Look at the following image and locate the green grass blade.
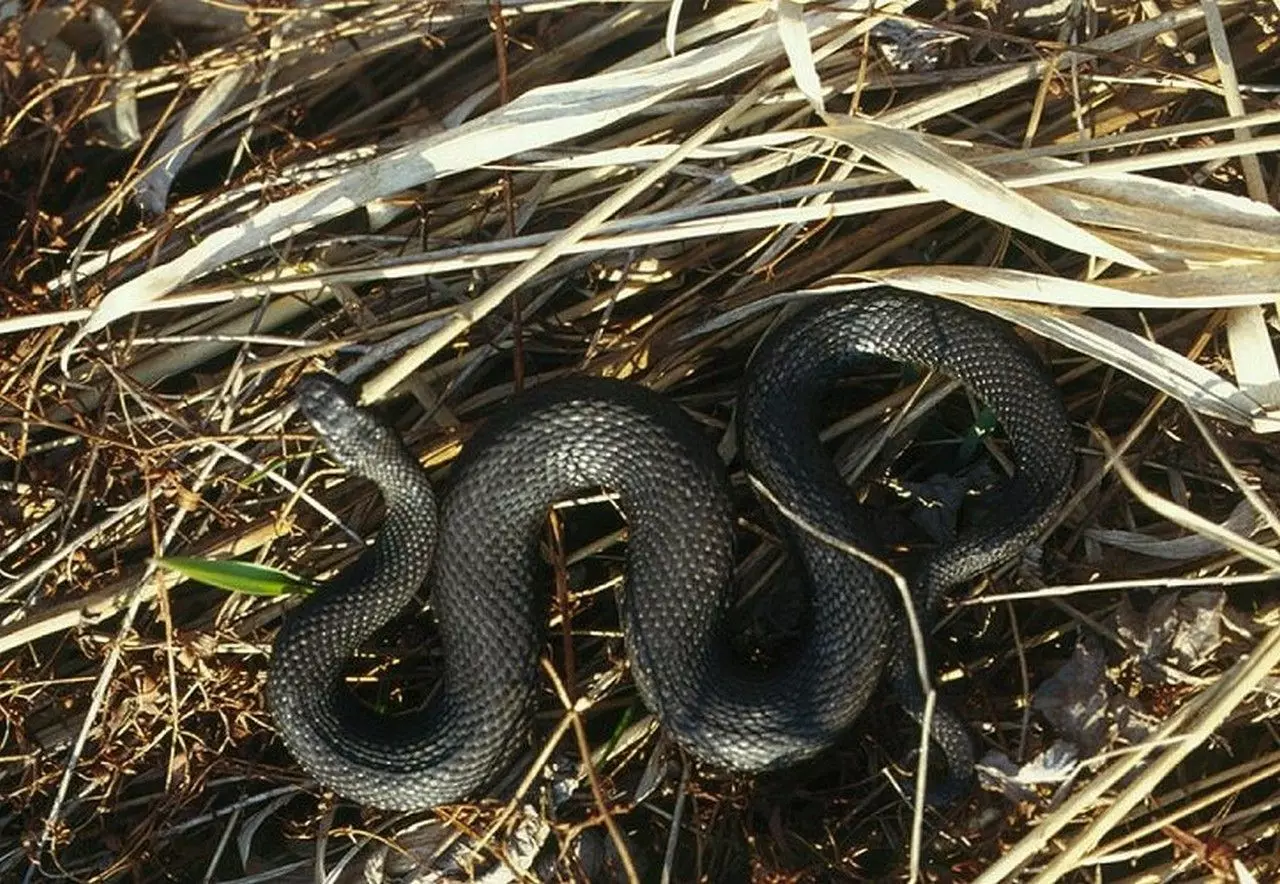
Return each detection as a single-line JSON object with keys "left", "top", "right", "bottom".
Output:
{"left": 154, "top": 556, "right": 315, "bottom": 597}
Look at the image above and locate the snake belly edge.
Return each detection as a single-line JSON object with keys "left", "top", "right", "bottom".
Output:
{"left": 267, "top": 289, "right": 1075, "bottom": 811}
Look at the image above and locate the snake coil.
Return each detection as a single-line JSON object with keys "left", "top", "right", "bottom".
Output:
{"left": 268, "top": 290, "right": 1074, "bottom": 810}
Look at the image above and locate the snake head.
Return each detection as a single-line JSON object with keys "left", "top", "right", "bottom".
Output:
{"left": 295, "top": 374, "right": 401, "bottom": 478}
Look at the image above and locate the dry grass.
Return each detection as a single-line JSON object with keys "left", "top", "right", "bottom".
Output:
{"left": 2, "top": 0, "right": 1279, "bottom": 881}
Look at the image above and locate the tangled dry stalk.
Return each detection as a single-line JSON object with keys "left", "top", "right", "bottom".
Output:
{"left": 2, "top": 0, "right": 1279, "bottom": 881}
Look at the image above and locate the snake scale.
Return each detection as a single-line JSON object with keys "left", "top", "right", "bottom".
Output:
{"left": 267, "top": 289, "right": 1074, "bottom": 811}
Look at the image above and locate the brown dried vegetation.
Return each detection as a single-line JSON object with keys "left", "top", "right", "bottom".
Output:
{"left": 1, "top": 0, "right": 1279, "bottom": 881}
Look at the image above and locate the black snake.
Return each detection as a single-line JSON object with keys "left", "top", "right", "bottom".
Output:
{"left": 267, "top": 289, "right": 1074, "bottom": 811}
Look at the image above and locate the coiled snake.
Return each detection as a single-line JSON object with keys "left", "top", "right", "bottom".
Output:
{"left": 268, "top": 289, "right": 1074, "bottom": 811}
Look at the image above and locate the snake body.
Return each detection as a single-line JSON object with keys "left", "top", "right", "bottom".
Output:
{"left": 268, "top": 290, "right": 1074, "bottom": 811}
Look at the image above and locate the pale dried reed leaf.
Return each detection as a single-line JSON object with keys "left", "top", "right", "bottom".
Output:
{"left": 63, "top": 3, "right": 872, "bottom": 369}
{"left": 1184, "top": 0, "right": 1280, "bottom": 410}
{"left": 1000, "top": 156, "right": 1280, "bottom": 266}
{"left": 517, "top": 130, "right": 810, "bottom": 168}
{"left": 0, "top": 308, "right": 93, "bottom": 336}
{"left": 1097, "top": 229, "right": 1274, "bottom": 271}
{"left": 1044, "top": 165, "right": 1280, "bottom": 242}
{"left": 1097, "top": 264, "right": 1280, "bottom": 301}
{"left": 1002, "top": 108, "right": 1280, "bottom": 165}
{"left": 777, "top": 0, "right": 824, "bottom": 112}
{"left": 665, "top": 0, "right": 683, "bottom": 57}
{"left": 1224, "top": 306, "right": 1280, "bottom": 408}
{"left": 855, "top": 265, "right": 1280, "bottom": 310}
{"left": 969, "top": 298, "right": 1273, "bottom": 432}
{"left": 826, "top": 119, "right": 1157, "bottom": 272}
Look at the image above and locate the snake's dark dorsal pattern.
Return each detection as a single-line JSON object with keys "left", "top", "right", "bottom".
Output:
{"left": 268, "top": 289, "right": 1074, "bottom": 811}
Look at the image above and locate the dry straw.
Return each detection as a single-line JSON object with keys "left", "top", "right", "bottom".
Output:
{"left": 2, "top": 0, "right": 1278, "bottom": 880}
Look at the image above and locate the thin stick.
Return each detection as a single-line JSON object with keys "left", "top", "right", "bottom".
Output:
{"left": 541, "top": 659, "right": 641, "bottom": 884}
{"left": 747, "top": 476, "right": 933, "bottom": 883}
